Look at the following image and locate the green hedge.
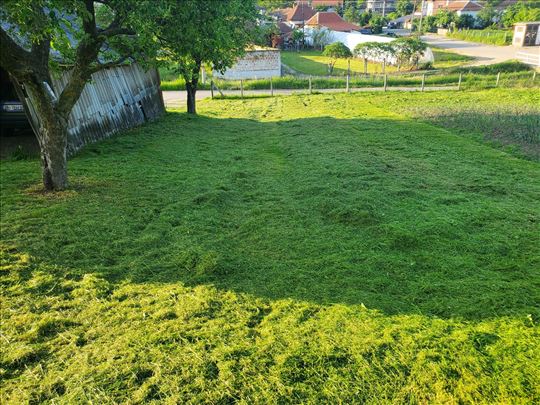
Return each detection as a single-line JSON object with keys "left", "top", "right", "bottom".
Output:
{"left": 446, "top": 29, "right": 513, "bottom": 46}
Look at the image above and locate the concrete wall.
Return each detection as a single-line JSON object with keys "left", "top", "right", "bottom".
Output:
{"left": 22, "top": 64, "right": 165, "bottom": 156}
{"left": 513, "top": 23, "right": 540, "bottom": 47}
{"left": 213, "top": 50, "right": 281, "bottom": 80}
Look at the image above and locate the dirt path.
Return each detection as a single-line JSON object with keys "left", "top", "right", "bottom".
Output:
{"left": 420, "top": 34, "right": 530, "bottom": 66}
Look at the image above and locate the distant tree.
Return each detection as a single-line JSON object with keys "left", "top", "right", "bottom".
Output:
{"left": 354, "top": 42, "right": 377, "bottom": 74}
{"left": 342, "top": 0, "right": 365, "bottom": 17}
{"left": 291, "top": 28, "right": 305, "bottom": 50}
{"left": 370, "top": 14, "right": 387, "bottom": 34}
{"left": 414, "top": 15, "right": 437, "bottom": 33}
{"left": 501, "top": 1, "right": 540, "bottom": 28}
{"left": 456, "top": 14, "right": 476, "bottom": 29}
{"left": 358, "top": 11, "right": 373, "bottom": 26}
{"left": 475, "top": 5, "right": 498, "bottom": 28}
{"left": 0, "top": 0, "right": 158, "bottom": 191}
{"left": 311, "top": 27, "right": 333, "bottom": 50}
{"left": 343, "top": 5, "right": 360, "bottom": 22}
{"left": 315, "top": 5, "right": 330, "bottom": 12}
{"left": 257, "top": 0, "right": 294, "bottom": 10}
{"left": 323, "top": 42, "right": 352, "bottom": 74}
{"left": 354, "top": 41, "right": 394, "bottom": 72}
{"left": 435, "top": 9, "right": 457, "bottom": 28}
{"left": 393, "top": 36, "right": 427, "bottom": 70}
{"left": 254, "top": 19, "right": 280, "bottom": 47}
{"left": 154, "top": 0, "right": 258, "bottom": 115}
{"left": 396, "top": 0, "right": 414, "bottom": 17}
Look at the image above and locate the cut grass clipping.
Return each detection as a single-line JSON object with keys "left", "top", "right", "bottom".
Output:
{"left": 1, "top": 89, "right": 539, "bottom": 403}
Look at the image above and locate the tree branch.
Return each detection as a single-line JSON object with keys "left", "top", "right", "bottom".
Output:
{"left": 89, "top": 56, "right": 130, "bottom": 73}
{"left": 99, "top": 26, "right": 135, "bottom": 37}
{"left": 0, "top": 27, "right": 35, "bottom": 78}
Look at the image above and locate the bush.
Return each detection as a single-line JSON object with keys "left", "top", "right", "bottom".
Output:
{"left": 323, "top": 42, "right": 352, "bottom": 74}
{"left": 413, "top": 16, "right": 437, "bottom": 33}
{"left": 456, "top": 14, "right": 475, "bottom": 29}
{"left": 370, "top": 15, "right": 387, "bottom": 34}
{"left": 447, "top": 29, "right": 512, "bottom": 46}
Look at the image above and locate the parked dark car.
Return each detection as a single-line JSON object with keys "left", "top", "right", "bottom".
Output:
{"left": 1, "top": 67, "right": 30, "bottom": 134}
{"left": 359, "top": 26, "right": 373, "bottom": 35}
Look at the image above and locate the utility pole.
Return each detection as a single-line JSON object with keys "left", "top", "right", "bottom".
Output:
{"left": 382, "top": 0, "right": 386, "bottom": 17}
{"left": 411, "top": 0, "right": 419, "bottom": 32}
{"left": 418, "top": 0, "right": 426, "bottom": 33}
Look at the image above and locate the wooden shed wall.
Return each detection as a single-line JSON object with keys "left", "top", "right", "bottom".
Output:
{"left": 24, "top": 63, "right": 165, "bottom": 156}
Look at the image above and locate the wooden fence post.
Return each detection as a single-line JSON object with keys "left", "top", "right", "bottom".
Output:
{"left": 496, "top": 72, "right": 500, "bottom": 87}
{"left": 346, "top": 74, "right": 350, "bottom": 93}
{"left": 270, "top": 77, "right": 273, "bottom": 96}
{"left": 240, "top": 80, "right": 244, "bottom": 99}
{"left": 421, "top": 74, "right": 425, "bottom": 92}
{"left": 210, "top": 80, "right": 214, "bottom": 99}
{"left": 309, "top": 76, "right": 312, "bottom": 94}
{"left": 533, "top": 71, "right": 537, "bottom": 82}
{"left": 457, "top": 73, "right": 462, "bottom": 91}
{"left": 383, "top": 74, "right": 387, "bottom": 92}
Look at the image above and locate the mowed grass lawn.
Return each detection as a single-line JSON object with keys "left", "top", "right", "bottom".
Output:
{"left": 1, "top": 90, "right": 539, "bottom": 403}
{"left": 281, "top": 48, "right": 473, "bottom": 76}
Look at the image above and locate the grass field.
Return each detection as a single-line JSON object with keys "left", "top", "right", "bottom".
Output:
{"left": 1, "top": 89, "right": 539, "bottom": 403}
{"left": 280, "top": 48, "right": 474, "bottom": 76}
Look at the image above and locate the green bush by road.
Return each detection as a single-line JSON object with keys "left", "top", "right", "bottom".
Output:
{"left": 447, "top": 29, "right": 513, "bottom": 46}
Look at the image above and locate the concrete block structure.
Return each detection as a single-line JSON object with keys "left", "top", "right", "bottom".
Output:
{"left": 513, "top": 22, "right": 540, "bottom": 47}
{"left": 213, "top": 48, "right": 281, "bottom": 80}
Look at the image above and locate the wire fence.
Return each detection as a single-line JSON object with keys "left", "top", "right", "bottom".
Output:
{"left": 204, "top": 70, "right": 538, "bottom": 98}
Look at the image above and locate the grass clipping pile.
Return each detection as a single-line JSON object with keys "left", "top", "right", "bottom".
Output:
{"left": 2, "top": 248, "right": 539, "bottom": 403}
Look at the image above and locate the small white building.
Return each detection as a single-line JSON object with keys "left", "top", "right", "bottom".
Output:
{"left": 213, "top": 48, "right": 281, "bottom": 80}
{"left": 513, "top": 22, "right": 540, "bottom": 47}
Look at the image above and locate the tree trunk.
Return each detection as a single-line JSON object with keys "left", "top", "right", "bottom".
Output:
{"left": 23, "top": 77, "right": 70, "bottom": 191}
{"left": 184, "top": 61, "right": 201, "bottom": 115}
{"left": 38, "top": 115, "right": 69, "bottom": 191}
{"left": 186, "top": 81, "right": 197, "bottom": 114}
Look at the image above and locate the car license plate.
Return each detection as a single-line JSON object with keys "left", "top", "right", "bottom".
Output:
{"left": 3, "top": 104, "right": 24, "bottom": 112}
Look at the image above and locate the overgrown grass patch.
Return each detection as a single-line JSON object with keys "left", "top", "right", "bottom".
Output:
{"left": 447, "top": 29, "right": 513, "bottom": 46}
{"left": 1, "top": 90, "right": 539, "bottom": 403}
{"left": 378, "top": 88, "right": 540, "bottom": 159}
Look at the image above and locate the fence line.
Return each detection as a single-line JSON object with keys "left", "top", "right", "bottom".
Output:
{"left": 202, "top": 70, "right": 537, "bottom": 99}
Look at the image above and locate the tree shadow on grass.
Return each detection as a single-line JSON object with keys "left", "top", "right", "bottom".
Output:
{"left": 2, "top": 109, "right": 539, "bottom": 321}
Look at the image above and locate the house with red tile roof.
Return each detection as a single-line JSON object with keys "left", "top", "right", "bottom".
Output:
{"left": 425, "top": 1, "right": 483, "bottom": 17}
{"left": 276, "top": 3, "right": 316, "bottom": 27}
{"left": 305, "top": 11, "right": 361, "bottom": 32}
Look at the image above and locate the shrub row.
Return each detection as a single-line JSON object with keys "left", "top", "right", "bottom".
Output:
{"left": 446, "top": 29, "right": 513, "bottom": 46}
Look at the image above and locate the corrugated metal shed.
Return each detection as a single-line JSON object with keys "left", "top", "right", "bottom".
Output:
{"left": 22, "top": 63, "right": 165, "bottom": 156}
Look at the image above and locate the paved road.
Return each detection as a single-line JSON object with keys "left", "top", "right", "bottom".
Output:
{"left": 163, "top": 86, "right": 457, "bottom": 108}
{"left": 421, "top": 34, "right": 536, "bottom": 65}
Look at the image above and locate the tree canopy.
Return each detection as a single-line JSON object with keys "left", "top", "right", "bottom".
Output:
{"left": 396, "top": 0, "right": 414, "bottom": 17}
{"left": 0, "top": 0, "right": 158, "bottom": 190}
{"left": 323, "top": 42, "right": 352, "bottom": 74}
{"left": 154, "top": 0, "right": 258, "bottom": 114}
